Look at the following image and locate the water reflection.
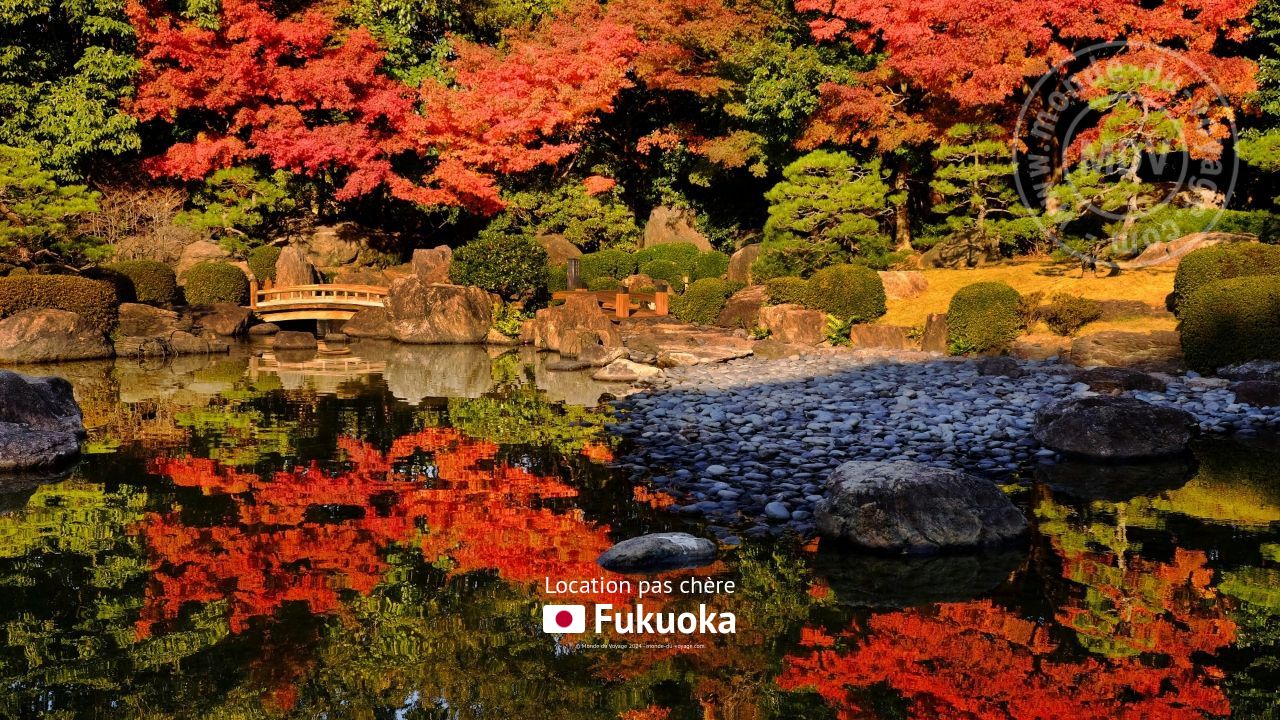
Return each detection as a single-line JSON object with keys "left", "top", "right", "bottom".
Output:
{"left": 0, "top": 348, "right": 1277, "bottom": 718}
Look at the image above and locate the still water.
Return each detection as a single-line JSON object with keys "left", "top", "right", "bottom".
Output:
{"left": 2, "top": 342, "right": 1279, "bottom": 719}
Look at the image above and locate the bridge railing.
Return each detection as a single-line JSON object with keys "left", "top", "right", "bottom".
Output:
{"left": 250, "top": 280, "right": 389, "bottom": 310}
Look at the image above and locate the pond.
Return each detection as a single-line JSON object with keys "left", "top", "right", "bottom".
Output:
{"left": 2, "top": 343, "right": 1279, "bottom": 719}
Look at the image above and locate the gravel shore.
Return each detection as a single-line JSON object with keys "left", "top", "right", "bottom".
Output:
{"left": 606, "top": 350, "right": 1280, "bottom": 541}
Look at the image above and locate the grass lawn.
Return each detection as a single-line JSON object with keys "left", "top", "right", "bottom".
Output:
{"left": 879, "top": 258, "right": 1179, "bottom": 334}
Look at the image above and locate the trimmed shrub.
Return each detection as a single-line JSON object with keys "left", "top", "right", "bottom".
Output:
{"left": 183, "top": 262, "right": 250, "bottom": 305}
{"left": 1040, "top": 293, "right": 1102, "bottom": 336}
{"left": 1172, "top": 243, "right": 1280, "bottom": 315}
{"left": 750, "top": 239, "right": 847, "bottom": 281}
{"left": 1180, "top": 275, "right": 1280, "bottom": 373}
{"left": 450, "top": 233, "right": 549, "bottom": 299}
{"left": 690, "top": 250, "right": 730, "bottom": 281}
{"left": 672, "top": 278, "right": 742, "bottom": 325}
{"left": 105, "top": 260, "right": 178, "bottom": 306}
{"left": 946, "top": 282, "right": 1023, "bottom": 355}
{"left": 803, "top": 264, "right": 886, "bottom": 322}
{"left": 634, "top": 242, "right": 701, "bottom": 275}
{"left": 546, "top": 263, "right": 568, "bottom": 292}
{"left": 248, "top": 245, "right": 282, "bottom": 282}
{"left": 587, "top": 276, "right": 620, "bottom": 291}
{"left": 639, "top": 259, "right": 684, "bottom": 290}
{"left": 765, "top": 276, "right": 810, "bottom": 306}
{"left": 578, "top": 248, "right": 636, "bottom": 283}
{"left": 0, "top": 274, "right": 118, "bottom": 333}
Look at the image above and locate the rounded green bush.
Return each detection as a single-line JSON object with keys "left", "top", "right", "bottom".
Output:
{"left": 587, "top": 276, "right": 620, "bottom": 291}
{"left": 672, "top": 278, "right": 742, "bottom": 325}
{"left": 634, "top": 242, "right": 701, "bottom": 275}
{"left": 1172, "top": 243, "right": 1280, "bottom": 316}
{"left": 639, "top": 259, "right": 684, "bottom": 290}
{"left": 946, "top": 281, "right": 1023, "bottom": 355}
{"left": 578, "top": 248, "right": 636, "bottom": 283}
{"left": 1180, "top": 275, "right": 1280, "bottom": 373}
{"left": 1040, "top": 293, "right": 1102, "bottom": 336}
{"left": 545, "top": 263, "right": 568, "bottom": 292}
{"left": 690, "top": 251, "right": 730, "bottom": 281}
{"left": 765, "top": 276, "right": 811, "bottom": 306}
{"left": 105, "top": 260, "right": 178, "bottom": 306}
{"left": 803, "top": 264, "right": 886, "bottom": 322}
{"left": 0, "top": 274, "right": 119, "bottom": 333}
{"left": 183, "top": 262, "right": 250, "bottom": 306}
{"left": 248, "top": 245, "right": 282, "bottom": 283}
{"left": 450, "top": 233, "right": 549, "bottom": 299}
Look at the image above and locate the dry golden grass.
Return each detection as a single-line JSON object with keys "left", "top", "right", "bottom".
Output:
{"left": 879, "top": 258, "right": 1178, "bottom": 330}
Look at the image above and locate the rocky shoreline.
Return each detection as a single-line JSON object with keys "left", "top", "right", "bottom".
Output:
{"left": 606, "top": 350, "right": 1280, "bottom": 542}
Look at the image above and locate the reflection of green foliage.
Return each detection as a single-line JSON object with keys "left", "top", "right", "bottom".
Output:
{"left": 447, "top": 384, "right": 610, "bottom": 456}
{"left": 1222, "top": 566, "right": 1280, "bottom": 719}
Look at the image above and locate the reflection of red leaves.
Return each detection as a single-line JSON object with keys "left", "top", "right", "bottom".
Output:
{"left": 135, "top": 427, "right": 632, "bottom": 640}
{"left": 620, "top": 707, "right": 670, "bottom": 720}
{"left": 780, "top": 548, "right": 1235, "bottom": 720}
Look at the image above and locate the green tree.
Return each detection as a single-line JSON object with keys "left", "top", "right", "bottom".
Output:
{"left": 764, "top": 150, "right": 895, "bottom": 262}
{"left": 175, "top": 167, "right": 298, "bottom": 254}
{"left": 482, "top": 180, "right": 640, "bottom": 252}
{"left": 0, "top": 0, "right": 139, "bottom": 177}
{"left": 0, "top": 145, "right": 103, "bottom": 266}
{"left": 931, "top": 123, "right": 1037, "bottom": 252}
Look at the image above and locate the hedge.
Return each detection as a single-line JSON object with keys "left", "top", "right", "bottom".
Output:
{"left": 1180, "top": 275, "right": 1280, "bottom": 373}
{"left": 587, "top": 276, "right": 620, "bottom": 291}
{"left": 183, "top": 262, "right": 250, "bottom": 305}
{"left": 105, "top": 260, "right": 178, "bottom": 306}
{"left": 690, "top": 250, "right": 731, "bottom": 281}
{"left": 765, "top": 276, "right": 810, "bottom": 306}
{"left": 0, "top": 274, "right": 118, "bottom": 333}
{"left": 1172, "top": 243, "right": 1280, "bottom": 316}
{"left": 248, "top": 245, "right": 282, "bottom": 283}
{"left": 672, "top": 278, "right": 742, "bottom": 325}
{"left": 639, "top": 259, "right": 684, "bottom": 290}
{"left": 804, "top": 264, "right": 886, "bottom": 322}
{"left": 946, "top": 281, "right": 1023, "bottom": 354}
{"left": 633, "top": 242, "right": 701, "bottom": 275}
{"left": 578, "top": 248, "right": 636, "bottom": 283}
{"left": 1040, "top": 293, "right": 1102, "bottom": 336}
{"left": 450, "top": 233, "right": 549, "bottom": 299}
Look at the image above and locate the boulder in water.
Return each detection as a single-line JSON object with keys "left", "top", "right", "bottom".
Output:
{"left": 597, "top": 532, "right": 716, "bottom": 572}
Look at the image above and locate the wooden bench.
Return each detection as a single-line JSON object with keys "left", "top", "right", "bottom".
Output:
{"left": 551, "top": 288, "right": 670, "bottom": 319}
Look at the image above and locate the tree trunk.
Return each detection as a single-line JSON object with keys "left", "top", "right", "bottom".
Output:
{"left": 892, "top": 163, "right": 912, "bottom": 251}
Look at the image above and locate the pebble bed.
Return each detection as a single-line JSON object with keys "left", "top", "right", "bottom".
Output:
{"left": 607, "top": 351, "right": 1280, "bottom": 541}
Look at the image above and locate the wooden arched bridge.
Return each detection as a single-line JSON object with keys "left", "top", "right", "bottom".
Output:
{"left": 249, "top": 280, "right": 389, "bottom": 323}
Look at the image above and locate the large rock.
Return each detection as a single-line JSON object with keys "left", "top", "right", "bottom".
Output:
{"left": 1077, "top": 366, "right": 1168, "bottom": 393}
{"left": 920, "top": 313, "right": 949, "bottom": 353}
{"left": 758, "top": 304, "right": 825, "bottom": 345}
{"left": 1011, "top": 333, "right": 1070, "bottom": 361}
{"left": 410, "top": 245, "right": 453, "bottom": 284}
{"left": 537, "top": 234, "right": 582, "bottom": 266}
{"left": 592, "top": 358, "right": 662, "bottom": 382}
{"left": 1070, "top": 330, "right": 1183, "bottom": 371}
{"left": 274, "top": 246, "right": 319, "bottom": 287}
{"left": 849, "top": 324, "right": 915, "bottom": 351}
{"left": 303, "top": 224, "right": 364, "bottom": 267}
{"left": 1033, "top": 396, "right": 1196, "bottom": 460}
{"left": 0, "top": 310, "right": 112, "bottom": 363}
{"left": 191, "top": 304, "right": 255, "bottom": 336}
{"left": 878, "top": 271, "right": 928, "bottom": 300}
{"left": 532, "top": 293, "right": 622, "bottom": 356}
{"left": 716, "top": 285, "right": 767, "bottom": 329}
{"left": 815, "top": 461, "right": 1028, "bottom": 554}
{"left": 727, "top": 244, "right": 761, "bottom": 284}
{"left": 1129, "top": 231, "right": 1256, "bottom": 267}
{"left": 1218, "top": 360, "right": 1280, "bottom": 382}
{"left": 1233, "top": 380, "right": 1280, "bottom": 407}
{"left": 273, "top": 331, "right": 318, "bottom": 351}
{"left": 175, "top": 240, "right": 230, "bottom": 278}
{"left": 642, "top": 205, "right": 712, "bottom": 251}
{"left": 332, "top": 267, "right": 389, "bottom": 286}
{"left": 596, "top": 532, "right": 716, "bottom": 572}
{"left": 117, "top": 303, "right": 190, "bottom": 337}
{"left": 0, "top": 371, "right": 85, "bottom": 471}
{"left": 342, "top": 308, "right": 393, "bottom": 339}
{"left": 386, "top": 277, "right": 492, "bottom": 344}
